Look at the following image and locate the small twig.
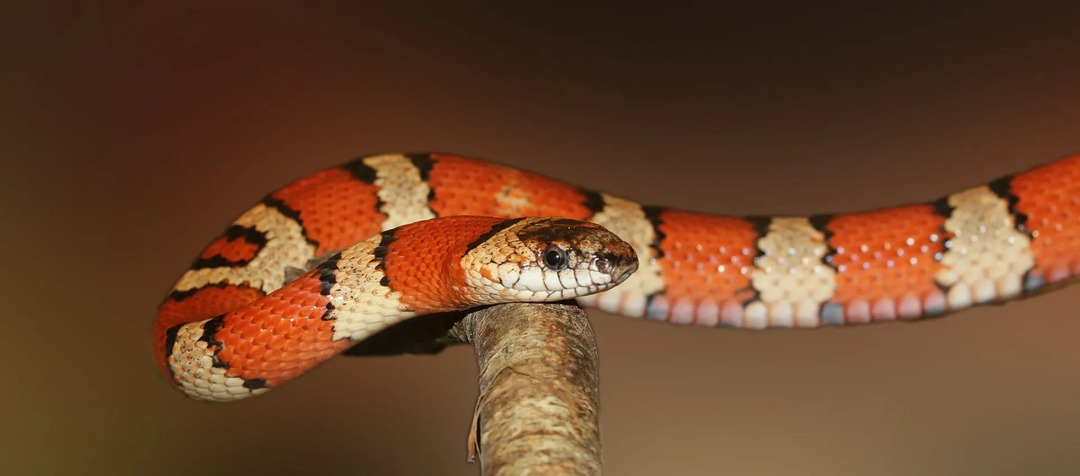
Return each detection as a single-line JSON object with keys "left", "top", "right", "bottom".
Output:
{"left": 450, "top": 303, "right": 603, "bottom": 476}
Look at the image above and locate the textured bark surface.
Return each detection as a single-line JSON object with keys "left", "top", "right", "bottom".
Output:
{"left": 448, "top": 303, "right": 603, "bottom": 476}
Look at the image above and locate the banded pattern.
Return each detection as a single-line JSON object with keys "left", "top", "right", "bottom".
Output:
{"left": 155, "top": 152, "right": 1080, "bottom": 399}
{"left": 159, "top": 215, "right": 636, "bottom": 400}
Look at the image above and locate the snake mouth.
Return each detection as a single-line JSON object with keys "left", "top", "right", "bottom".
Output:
{"left": 557, "top": 260, "right": 638, "bottom": 299}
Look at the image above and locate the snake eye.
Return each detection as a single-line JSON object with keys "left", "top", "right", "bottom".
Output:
{"left": 542, "top": 246, "right": 569, "bottom": 270}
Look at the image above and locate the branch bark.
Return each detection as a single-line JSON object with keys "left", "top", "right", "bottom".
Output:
{"left": 448, "top": 303, "right": 603, "bottom": 475}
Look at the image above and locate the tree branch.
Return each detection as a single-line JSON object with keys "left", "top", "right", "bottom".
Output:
{"left": 449, "top": 303, "right": 603, "bottom": 476}
{"left": 342, "top": 302, "right": 603, "bottom": 474}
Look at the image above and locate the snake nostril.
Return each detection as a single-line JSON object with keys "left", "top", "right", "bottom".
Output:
{"left": 595, "top": 253, "right": 619, "bottom": 275}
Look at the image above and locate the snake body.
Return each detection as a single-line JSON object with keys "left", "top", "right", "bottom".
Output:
{"left": 155, "top": 153, "right": 1080, "bottom": 400}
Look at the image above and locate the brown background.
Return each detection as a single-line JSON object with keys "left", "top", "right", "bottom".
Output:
{"left": 5, "top": 3, "right": 1080, "bottom": 475}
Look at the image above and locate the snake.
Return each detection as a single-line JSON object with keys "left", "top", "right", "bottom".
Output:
{"left": 154, "top": 153, "right": 1080, "bottom": 401}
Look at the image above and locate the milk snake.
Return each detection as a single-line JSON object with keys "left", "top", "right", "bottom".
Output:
{"left": 154, "top": 153, "right": 1080, "bottom": 401}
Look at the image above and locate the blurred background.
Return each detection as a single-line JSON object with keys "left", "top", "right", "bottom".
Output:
{"left": 4, "top": 2, "right": 1080, "bottom": 475}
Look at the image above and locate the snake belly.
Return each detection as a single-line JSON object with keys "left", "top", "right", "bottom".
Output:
{"left": 154, "top": 153, "right": 1080, "bottom": 400}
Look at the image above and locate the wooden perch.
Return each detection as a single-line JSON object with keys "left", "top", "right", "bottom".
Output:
{"left": 448, "top": 303, "right": 603, "bottom": 476}
{"left": 343, "top": 302, "right": 603, "bottom": 474}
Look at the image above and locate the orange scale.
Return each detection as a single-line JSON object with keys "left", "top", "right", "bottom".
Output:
{"left": 233, "top": 340, "right": 253, "bottom": 356}
{"left": 199, "top": 234, "right": 261, "bottom": 263}
{"left": 272, "top": 349, "right": 295, "bottom": 362}
{"left": 427, "top": 154, "right": 594, "bottom": 220}
{"left": 259, "top": 350, "right": 283, "bottom": 365}
{"left": 1010, "top": 155, "right": 1080, "bottom": 277}
{"left": 269, "top": 365, "right": 295, "bottom": 381}
{"left": 304, "top": 328, "right": 327, "bottom": 342}
{"left": 268, "top": 167, "right": 385, "bottom": 254}
{"left": 276, "top": 361, "right": 302, "bottom": 375}
{"left": 279, "top": 369, "right": 303, "bottom": 384}
{"left": 271, "top": 320, "right": 294, "bottom": 335}
{"left": 222, "top": 333, "right": 243, "bottom": 349}
{"left": 225, "top": 354, "right": 250, "bottom": 368}
{"left": 294, "top": 319, "right": 313, "bottom": 332}
{"left": 252, "top": 330, "right": 273, "bottom": 346}
{"left": 273, "top": 302, "right": 297, "bottom": 318}
{"left": 653, "top": 210, "right": 760, "bottom": 305}
{"left": 273, "top": 357, "right": 298, "bottom": 369}
{"left": 825, "top": 204, "right": 946, "bottom": 305}
{"left": 239, "top": 323, "right": 261, "bottom": 340}
{"left": 283, "top": 339, "right": 301, "bottom": 353}
{"left": 247, "top": 346, "right": 267, "bottom": 361}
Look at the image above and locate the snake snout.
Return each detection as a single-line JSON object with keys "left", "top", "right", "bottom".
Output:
{"left": 593, "top": 243, "right": 638, "bottom": 285}
{"left": 594, "top": 252, "right": 619, "bottom": 275}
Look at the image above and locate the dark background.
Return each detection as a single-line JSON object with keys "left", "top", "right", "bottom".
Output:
{"left": 5, "top": 2, "right": 1080, "bottom": 475}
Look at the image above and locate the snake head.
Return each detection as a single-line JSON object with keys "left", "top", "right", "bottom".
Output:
{"left": 462, "top": 217, "right": 638, "bottom": 303}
